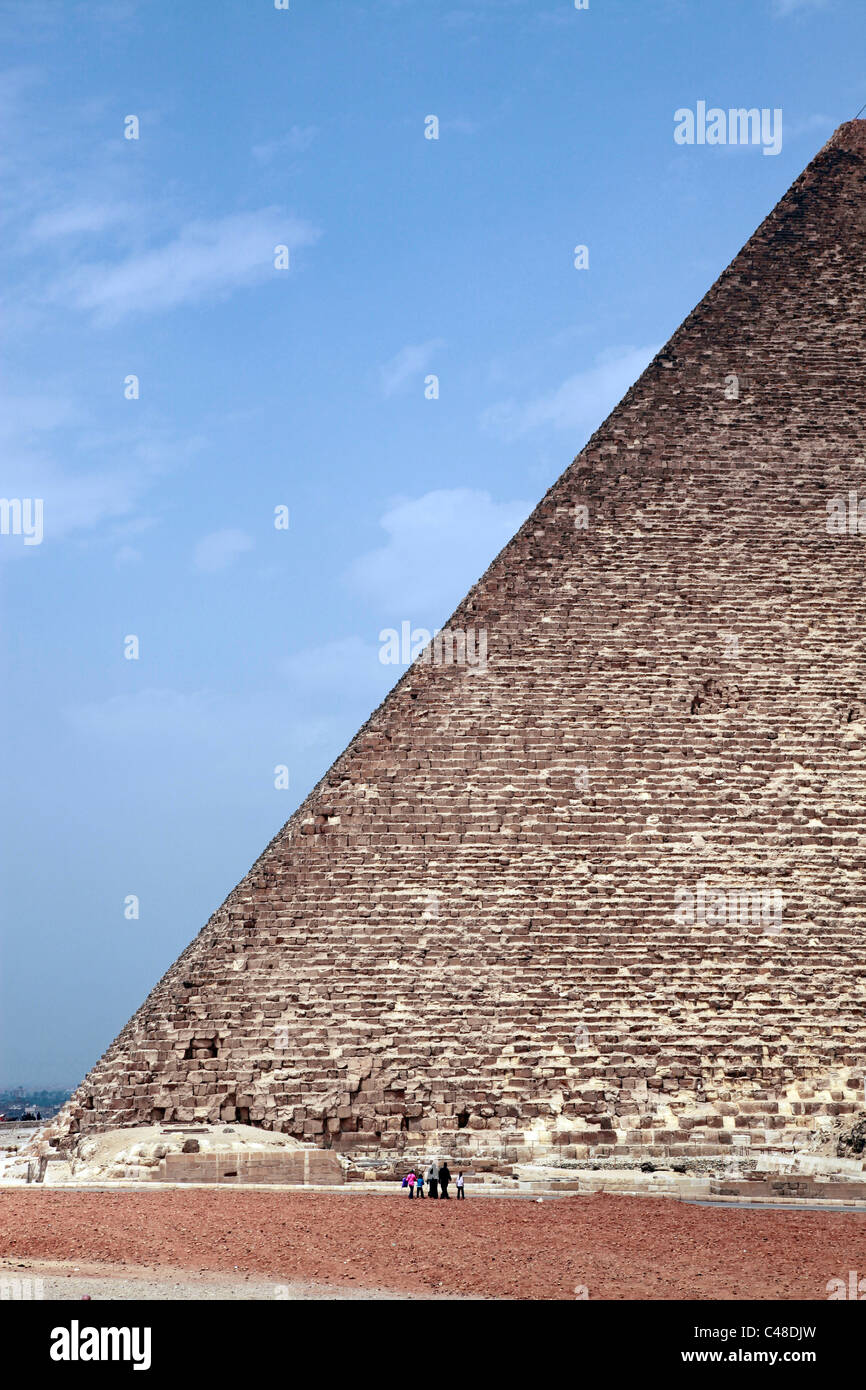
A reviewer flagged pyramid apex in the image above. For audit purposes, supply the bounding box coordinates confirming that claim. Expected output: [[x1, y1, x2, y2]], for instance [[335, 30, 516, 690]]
[[826, 117, 866, 155]]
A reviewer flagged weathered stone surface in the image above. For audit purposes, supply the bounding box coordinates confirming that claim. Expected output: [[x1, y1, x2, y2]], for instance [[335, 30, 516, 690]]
[[57, 122, 866, 1164], [160, 1149, 343, 1185]]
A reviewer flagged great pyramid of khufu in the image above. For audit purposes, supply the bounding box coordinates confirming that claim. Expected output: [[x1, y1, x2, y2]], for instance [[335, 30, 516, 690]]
[[59, 122, 866, 1169]]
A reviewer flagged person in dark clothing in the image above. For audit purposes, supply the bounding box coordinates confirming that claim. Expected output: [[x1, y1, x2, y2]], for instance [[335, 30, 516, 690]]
[[439, 1161, 452, 1198]]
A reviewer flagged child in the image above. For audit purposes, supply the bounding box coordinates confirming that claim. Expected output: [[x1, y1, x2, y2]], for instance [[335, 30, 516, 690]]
[[407, 1169, 416, 1198], [456, 1170, 465, 1199], [415, 1170, 425, 1198]]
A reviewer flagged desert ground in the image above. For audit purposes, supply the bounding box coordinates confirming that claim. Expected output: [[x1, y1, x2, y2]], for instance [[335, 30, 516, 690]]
[[2, 1188, 865, 1300]]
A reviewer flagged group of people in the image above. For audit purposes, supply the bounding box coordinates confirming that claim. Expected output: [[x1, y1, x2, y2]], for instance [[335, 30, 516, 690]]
[[402, 1159, 465, 1199]]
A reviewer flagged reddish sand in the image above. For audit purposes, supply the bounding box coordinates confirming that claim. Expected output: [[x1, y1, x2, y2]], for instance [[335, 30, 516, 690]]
[[1, 1189, 865, 1300]]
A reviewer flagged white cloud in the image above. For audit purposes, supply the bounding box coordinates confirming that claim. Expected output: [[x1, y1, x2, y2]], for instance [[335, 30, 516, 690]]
[[0, 387, 202, 552], [480, 344, 661, 442], [252, 125, 319, 164], [50, 209, 320, 323], [0, 449, 184, 552], [2, 449, 157, 547], [30, 200, 138, 241], [0, 391, 83, 440], [379, 340, 444, 397], [22, 463, 146, 535], [192, 528, 255, 573], [346, 488, 532, 612]]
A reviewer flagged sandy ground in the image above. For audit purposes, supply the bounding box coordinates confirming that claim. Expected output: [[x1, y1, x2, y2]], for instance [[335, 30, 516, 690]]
[[3, 1187, 866, 1299], [0, 1256, 430, 1300]]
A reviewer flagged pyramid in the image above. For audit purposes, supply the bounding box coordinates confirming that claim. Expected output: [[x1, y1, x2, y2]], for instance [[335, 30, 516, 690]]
[[61, 123, 866, 1168]]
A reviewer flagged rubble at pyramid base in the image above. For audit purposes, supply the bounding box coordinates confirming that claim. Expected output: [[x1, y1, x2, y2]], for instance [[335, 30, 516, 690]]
[[3, 1122, 342, 1187], [18, 1107, 866, 1202], [51, 1046, 866, 1177]]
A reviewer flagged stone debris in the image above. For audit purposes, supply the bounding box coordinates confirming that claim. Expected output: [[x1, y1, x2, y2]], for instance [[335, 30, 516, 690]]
[[0, 1123, 339, 1186]]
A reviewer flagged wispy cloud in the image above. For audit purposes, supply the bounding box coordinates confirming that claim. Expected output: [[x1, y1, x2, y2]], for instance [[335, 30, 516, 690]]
[[346, 488, 532, 612], [65, 688, 255, 746], [379, 339, 444, 397], [281, 636, 388, 704], [192, 529, 255, 573], [30, 200, 139, 241], [0, 64, 46, 178], [784, 112, 834, 139], [114, 544, 143, 567], [480, 344, 660, 442], [771, 0, 828, 16], [252, 125, 319, 164], [441, 0, 529, 28], [48, 209, 320, 324], [63, 676, 381, 762], [440, 117, 481, 135], [0, 387, 203, 554], [1, 73, 321, 327], [0, 0, 143, 33]]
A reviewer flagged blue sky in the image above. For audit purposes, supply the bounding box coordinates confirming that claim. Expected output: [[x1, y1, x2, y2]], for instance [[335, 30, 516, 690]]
[[1, 0, 863, 1086]]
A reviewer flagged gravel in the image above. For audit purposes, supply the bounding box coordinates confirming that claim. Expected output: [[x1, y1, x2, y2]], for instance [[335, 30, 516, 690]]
[[3, 1187, 866, 1299]]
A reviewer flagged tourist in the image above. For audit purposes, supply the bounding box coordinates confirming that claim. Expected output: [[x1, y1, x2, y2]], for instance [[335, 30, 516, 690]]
[[439, 1160, 452, 1198], [427, 1158, 439, 1199], [407, 1168, 416, 1198], [415, 1169, 425, 1198], [456, 1170, 465, 1199]]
